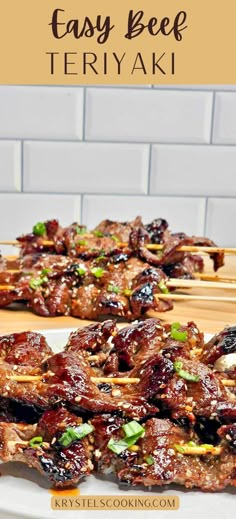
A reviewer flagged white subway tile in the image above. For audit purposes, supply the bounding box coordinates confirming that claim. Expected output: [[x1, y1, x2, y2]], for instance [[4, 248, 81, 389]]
[[206, 199, 236, 246], [0, 87, 84, 140], [24, 142, 149, 194], [83, 196, 206, 236], [0, 141, 21, 192], [0, 194, 81, 256], [213, 93, 236, 144], [150, 145, 236, 196], [85, 88, 213, 143]]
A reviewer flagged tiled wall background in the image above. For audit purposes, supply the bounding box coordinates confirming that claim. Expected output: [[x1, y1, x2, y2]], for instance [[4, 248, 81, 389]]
[[0, 84, 236, 255]]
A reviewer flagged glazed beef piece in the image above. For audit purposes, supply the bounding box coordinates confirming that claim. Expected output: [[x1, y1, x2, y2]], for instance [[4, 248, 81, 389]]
[[191, 236, 224, 271], [145, 218, 170, 244], [0, 332, 52, 424], [0, 331, 52, 367], [137, 233, 194, 268], [108, 320, 203, 374], [0, 360, 49, 410], [0, 396, 46, 424], [66, 320, 117, 356], [45, 352, 158, 420], [30, 279, 73, 317], [66, 320, 117, 368], [163, 255, 204, 279], [111, 318, 165, 371], [94, 216, 143, 243], [160, 357, 236, 423], [0, 407, 93, 487], [17, 219, 60, 256], [201, 326, 236, 367], [218, 423, 236, 453]]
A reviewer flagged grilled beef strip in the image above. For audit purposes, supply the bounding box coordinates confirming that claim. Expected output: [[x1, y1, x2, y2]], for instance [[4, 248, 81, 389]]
[[201, 326, 236, 367], [0, 407, 93, 487], [0, 331, 52, 367], [45, 351, 159, 420]]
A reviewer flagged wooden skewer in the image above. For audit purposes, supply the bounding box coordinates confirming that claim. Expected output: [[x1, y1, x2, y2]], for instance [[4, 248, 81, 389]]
[[146, 244, 230, 254], [1, 277, 236, 293], [87, 355, 100, 362], [0, 239, 234, 255], [8, 440, 50, 449], [91, 377, 140, 385], [175, 444, 222, 456], [7, 374, 43, 382], [167, 279, 236, 290], [7, 374, 140, 385], [6, 373, 235, 388], [0, 241, 21, 246], [195, 273, 236, 283], [221, 379, 236, 387], [156, 293, 236, 303]]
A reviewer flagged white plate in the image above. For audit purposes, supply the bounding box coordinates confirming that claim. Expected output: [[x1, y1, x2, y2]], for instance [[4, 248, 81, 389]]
[[0, 328, 235, 519]]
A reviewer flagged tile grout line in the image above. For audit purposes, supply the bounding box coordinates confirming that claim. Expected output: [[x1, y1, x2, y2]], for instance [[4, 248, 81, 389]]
[[1, 192, 233, 200], [3, 84, 236, 92], [147, 144, 152, 194], [210, 92, 216, 144], [20, 141, 24, 192], [0, 137, 236, 149], [80, 194, 84, 224], [203, 197, 209, 235], [82, 87, 87, 141], [1, 138, 236, 146]]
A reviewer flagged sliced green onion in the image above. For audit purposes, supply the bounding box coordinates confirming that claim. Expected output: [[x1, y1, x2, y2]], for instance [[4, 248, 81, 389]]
[[175, 442, 216, 455], [77, 240, 88, 246], [108, 421, 145, 455], [93, 230, 104, 238], [58, 424, 94, 447], [122, 421, 145, 438], [29, 436, 44, 448], [173, 360, 182, 372], [158, 280, 169, 294], [107, 438, 130, 455], [171, 322, 181, 330], [76, 226, 87, 235], [91, 267, 104, 278], [29, 278, 43, 290], [174, 444, 186, 454], [123, 288, 132, 297], [145, 455, 155, 465], [111, 235, 119, 242], [173, 361, 200, 382], [33, 222, 46, 236], [170, 322, 187, 342], [76, 267, 86, 276], [107, 284, 120, 294], [95, 255, 107, 263], [41, 268, 52, 276]]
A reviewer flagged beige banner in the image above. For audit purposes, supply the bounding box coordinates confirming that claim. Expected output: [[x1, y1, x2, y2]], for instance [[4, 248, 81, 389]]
[[51, 495, 180, 510], [0, 0, 235, 84]]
